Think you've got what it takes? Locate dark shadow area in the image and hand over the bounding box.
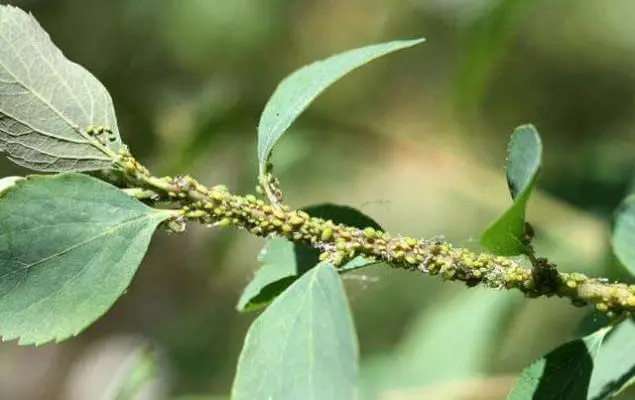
[533,340,594,400]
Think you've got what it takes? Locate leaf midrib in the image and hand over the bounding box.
[0,11,113,159]
[0,211,164,280]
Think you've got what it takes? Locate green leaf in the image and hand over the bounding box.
[0,173,172,345]
[508,328,609,400]
[257,38,424,168]
[612,195,635,275]
[481,124,542,256]
[232,262,358,400]
[0,6,121,172]
[236,238,301,312]
[588,318,635,400]
[237,203,382,312]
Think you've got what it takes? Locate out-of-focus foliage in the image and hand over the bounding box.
[613,196,635,275]
[2,0,635,399]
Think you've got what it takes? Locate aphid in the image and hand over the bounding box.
[363,227,376,239]
[165,216,186,234]
[321,228,333,241]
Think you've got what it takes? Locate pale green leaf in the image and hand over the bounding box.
[612,195,635,275]
[0,173,172,345]
[0,6,121,172]
[588,318,635,400]
[236,238,299,312]
[508,328,609,400]
[237,203,382,312]
[232,262,358,400]
[257,38,424,167]
[481,124,542,256]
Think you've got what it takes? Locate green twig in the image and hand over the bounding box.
[113,149,635,317]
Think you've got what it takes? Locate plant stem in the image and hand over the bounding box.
[113,150,635,316]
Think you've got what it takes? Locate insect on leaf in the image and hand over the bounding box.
[0,6,122,172]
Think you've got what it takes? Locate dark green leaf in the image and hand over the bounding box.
[588,319,635,400]
[0,6,121,172]
[612,195,635,275]
[237,204,382,312]
[232,262,358,400]
[257,39,424,169]
[481,124,542,256]
[0,173,172,345]
[508,328,609,400]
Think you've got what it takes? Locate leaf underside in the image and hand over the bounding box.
[0,6,121,172]
[588,319,635,400]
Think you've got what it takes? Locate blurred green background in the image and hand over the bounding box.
[2,0,635,399]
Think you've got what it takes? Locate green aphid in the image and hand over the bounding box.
[212,185,229,192]
[332,254,343,266]
[321,228,334,241]
[210,191,224,201]
[363,227,376,239]
[393,251,405,260]
[596,303,609,312]
[288,215,305,226]
[219,218,231,227]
